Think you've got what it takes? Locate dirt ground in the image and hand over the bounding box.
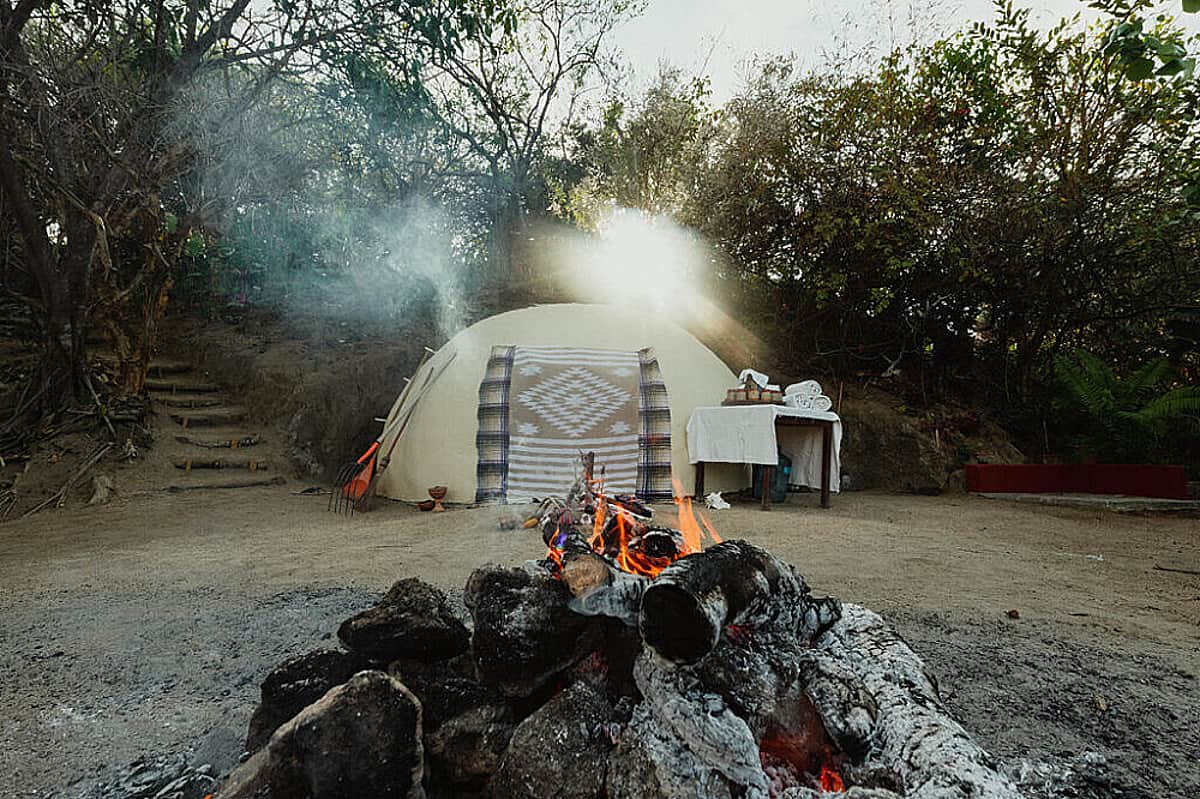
[0,488,1197,798]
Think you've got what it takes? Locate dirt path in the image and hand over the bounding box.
[1,489,1197,797]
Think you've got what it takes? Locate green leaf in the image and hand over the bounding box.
[1126,57,1157,80]
[1184,0,1200,13]
[1158,58,1185,76]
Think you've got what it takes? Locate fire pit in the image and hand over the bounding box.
[215,455,1024,799]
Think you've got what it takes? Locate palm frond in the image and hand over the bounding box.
[1055,350,1116,418]
[1141,386,1200,420]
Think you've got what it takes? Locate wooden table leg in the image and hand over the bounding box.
[694,461,706,499]
[820,421,833,509]
[762,465,774,510]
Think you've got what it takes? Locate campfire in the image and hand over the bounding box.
[215,453,1024,799]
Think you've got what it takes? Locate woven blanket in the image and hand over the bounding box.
[475,346,672,503]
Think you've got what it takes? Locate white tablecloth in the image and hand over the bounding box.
[686,405,842,493]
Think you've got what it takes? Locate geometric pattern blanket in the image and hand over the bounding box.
[475,345,673,504]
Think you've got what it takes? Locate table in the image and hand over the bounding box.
[687,405,841,509]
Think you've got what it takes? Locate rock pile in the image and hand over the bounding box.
[212,542,1025,799]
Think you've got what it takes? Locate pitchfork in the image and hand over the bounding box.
[329,347,455,514]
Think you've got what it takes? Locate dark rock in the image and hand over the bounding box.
[487,680,618,799]
[388,658,504,732]
[338,578,469,662]
[245,649,371,752]
[425,703,514,787]
[465,565,598,698]
[266,670,425,799]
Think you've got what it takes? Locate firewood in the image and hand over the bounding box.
[808,604,1024,798]
[164,476,285,492]
[172,458,269,471]
[561,551,613,597]
[639,540,838,665]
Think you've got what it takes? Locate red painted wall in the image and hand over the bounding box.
[965,464,1188,500]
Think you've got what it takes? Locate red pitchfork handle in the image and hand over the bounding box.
[357,441,380,465]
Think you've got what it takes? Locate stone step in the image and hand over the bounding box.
[170,408,246,428]
[146,378,222,393]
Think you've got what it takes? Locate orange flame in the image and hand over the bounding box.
[543,476,722,579]
[672,477,722,553]
[819,764,844,792]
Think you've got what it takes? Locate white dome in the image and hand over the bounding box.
[376,303,746,504]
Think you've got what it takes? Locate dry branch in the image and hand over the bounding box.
[19,443,112,518]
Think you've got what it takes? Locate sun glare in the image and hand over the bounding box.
[573,208,709,313]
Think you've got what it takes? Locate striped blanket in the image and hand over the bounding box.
[475,346,672,503]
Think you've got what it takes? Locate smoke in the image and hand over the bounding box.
[171,66,475,341]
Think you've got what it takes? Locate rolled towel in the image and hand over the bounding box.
[784,380,822,398]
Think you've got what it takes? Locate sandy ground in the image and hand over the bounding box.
[1,488,1198,798]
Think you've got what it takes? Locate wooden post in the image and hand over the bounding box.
[693,461,705,499]
[761,465,774,510]
[820,421,832,509]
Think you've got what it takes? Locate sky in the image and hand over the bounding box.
[613,0,1200,101]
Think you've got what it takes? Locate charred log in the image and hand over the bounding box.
[262,670,425,799]
[639,540,840,665]
[807,604,1024,799]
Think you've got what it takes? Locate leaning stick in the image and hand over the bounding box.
[20,443,112,518]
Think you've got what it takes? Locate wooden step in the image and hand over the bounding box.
[146,378,221,393]
[164,475,285,492]
[149,362,195,377]
[175,434,260,449]
[174,458,269,471]
[170,408,246,428]
[152,394,225,409]
[95,357,194,375]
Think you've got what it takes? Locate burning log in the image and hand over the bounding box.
[639,541,841,665]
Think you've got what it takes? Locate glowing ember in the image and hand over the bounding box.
[819,764,845,792]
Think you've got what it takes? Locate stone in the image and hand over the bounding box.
[487,680,619,799]
[266,670,425,799]
[465,565,598,697]
[338,578,469,662]
[425,703,514,787]
[388,658,502,731]
[245,648,371,752]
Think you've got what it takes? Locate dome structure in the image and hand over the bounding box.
[375,303,746,504]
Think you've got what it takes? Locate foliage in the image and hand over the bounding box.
[1054,349,1200,461]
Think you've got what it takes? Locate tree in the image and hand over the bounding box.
[0,0,503,417]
